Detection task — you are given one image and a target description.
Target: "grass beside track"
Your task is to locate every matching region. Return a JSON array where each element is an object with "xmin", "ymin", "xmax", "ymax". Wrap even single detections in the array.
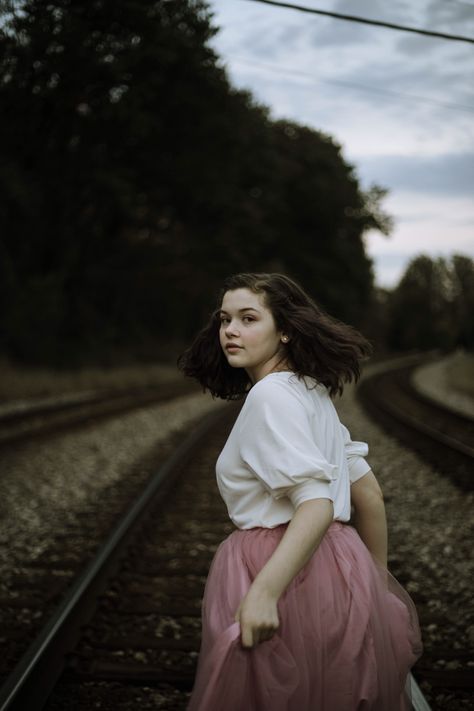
[
  {"xmin": 445, "ymin": 350, "xmax": 474, "ymax": 398},
  {"xmin": 0, "ymin": 360, "xmax": 181, "ymax": 402}
]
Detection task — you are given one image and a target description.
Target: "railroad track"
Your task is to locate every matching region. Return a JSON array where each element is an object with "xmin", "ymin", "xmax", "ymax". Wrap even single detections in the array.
[
  {"xmin": 0, "ymin": 385, "xmax": 435, "ymax": 711},
  {"xmin": 0, "ymin": 403, "xmax": 235, "ymax": 710},
  {"xmin": 358, "ymin": 357, "xmax": 474, "ymax": 492},
  {"xmin": 0, "ymin": 380, "xmax": 199, "ymax": 448},
  {"xmin": 358, "ymin": 355, "xmax": 474, "ymax": 708}
]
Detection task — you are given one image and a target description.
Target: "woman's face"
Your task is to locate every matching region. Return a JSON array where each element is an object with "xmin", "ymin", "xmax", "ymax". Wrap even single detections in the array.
[{"xmin": 219, "ymin": 288, "xmax": 289, "ymax": 384}]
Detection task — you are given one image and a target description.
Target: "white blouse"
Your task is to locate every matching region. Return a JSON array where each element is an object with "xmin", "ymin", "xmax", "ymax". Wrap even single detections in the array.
[{"xmin": 215, "ymin": 371, "xmax": 371, "ymax": 529}]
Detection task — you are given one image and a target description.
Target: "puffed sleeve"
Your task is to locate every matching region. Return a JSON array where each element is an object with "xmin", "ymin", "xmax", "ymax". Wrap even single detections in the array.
[
  {"xmin": 239, "ymin": 380, "xmax": 337, "ymax": 508},
  {"xmin": 339, "ymin": 422, "xmax": 371, "ymax": 484}
]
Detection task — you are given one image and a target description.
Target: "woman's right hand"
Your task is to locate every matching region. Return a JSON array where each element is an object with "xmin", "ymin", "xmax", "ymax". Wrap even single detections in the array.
[{"xmin": 234, "ymin": 583, "xmax": 280, "ymax": 648}]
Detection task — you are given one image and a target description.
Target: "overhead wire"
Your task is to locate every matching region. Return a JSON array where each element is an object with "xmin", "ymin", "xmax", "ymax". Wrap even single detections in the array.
[
  {"xmin": 224, "ymin": 55, "xmax": 474, "ymax": 114},
  {"xmin": 240, "ymin": 0, "xmax": 474, "ymax": 45}
]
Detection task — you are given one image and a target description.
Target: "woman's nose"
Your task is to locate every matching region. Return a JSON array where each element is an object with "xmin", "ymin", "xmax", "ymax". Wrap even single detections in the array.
[{"xmin": 225, "ymin": 321, "xmax": 240, "ymax": 336}]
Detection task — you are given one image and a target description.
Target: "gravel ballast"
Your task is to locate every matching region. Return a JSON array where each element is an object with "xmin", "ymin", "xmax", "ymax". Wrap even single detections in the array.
[
  {"xmin": 1, "ymin": 374, "xmax": 472, "ymax": 710},
  {"xmin": 0, "ymin": 391, "xmax": 226, "ymax": 577},
  {"xmin": 336, "ymin": 382, "xmax": 473, "ymax": 710}
]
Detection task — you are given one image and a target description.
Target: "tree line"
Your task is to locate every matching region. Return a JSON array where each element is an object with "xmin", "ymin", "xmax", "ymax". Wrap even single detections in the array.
[
  {"xmin": 0, "ymin": 0, "xmax": 471, "ymax": 365},
  {"xmin": 384, "ymin": 254, "xmax": 474, "ymax": 352}
]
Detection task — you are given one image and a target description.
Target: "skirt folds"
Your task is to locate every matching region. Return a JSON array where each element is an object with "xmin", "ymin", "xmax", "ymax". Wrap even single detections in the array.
[{"xmin": 188, "ymin": 521, "xmax": 423, "ymax": 711}]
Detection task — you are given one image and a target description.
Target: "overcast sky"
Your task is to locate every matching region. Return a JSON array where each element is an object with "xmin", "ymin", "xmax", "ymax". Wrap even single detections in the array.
[{"xmin": 204, "ymin": 0, "xmax": 474, "ymax": 288}]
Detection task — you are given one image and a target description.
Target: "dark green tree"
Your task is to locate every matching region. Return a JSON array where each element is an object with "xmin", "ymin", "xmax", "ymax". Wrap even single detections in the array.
[
  {"xmin": 386, "ymin": 254, "xmax": 473, "ymax": 351},
  {"xmin": 260, "ymin": 121, "xmax": 391, "ymax": 326},
  {"xmin": 0, "ymin": 0, "xmax": 392, "ymax": 364},
  {"xmin": 450, "ymin": 254, "xmax": 474, "ymax": 349},
  {"xmin": 0, "ymin": 0, "xmax": 226, "ymax": 359}
]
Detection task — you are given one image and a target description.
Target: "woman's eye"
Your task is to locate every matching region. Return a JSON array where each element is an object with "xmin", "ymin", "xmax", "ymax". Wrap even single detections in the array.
[{"xmin": 219, "ymin": 316, "xmax": 254, "ymax": 325}]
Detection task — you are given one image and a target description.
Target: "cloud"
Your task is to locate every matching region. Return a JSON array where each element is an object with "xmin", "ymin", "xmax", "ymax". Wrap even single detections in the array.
[
  {"xmin": 366, "ymin": 202, "xmax": 474, "ymax": 287},
  {"xmin": 338, "ymin": 59, "xmax": 471, "ymax": 100},
  {"xmin": 278, "ymin": 23, "xmax": 310, "ymax": 51},
  {"xmin": 207, "ymin": 0, "xmax": 474, "ymax": 288},
  {"xmin": 211, "ymin": 0, "xmax": 474, "ymax": 113},
  {"xmin": 307, "ymin": 15, "xmax": 375, "ymax": 48},
  {"xmin": 354, "ymin": 153, "xmax": 474, "ymax": 196},
  {"xmin": 306, "ymin": 0, "xmax": 425, "ymax": 49},
  {"xmin": 369, "ymin": 251, "xmax": 415, "ymax": 287},
  {"xmin": 223, "ymin": 56, "xmax": 473, "ymax": 159},
  {"xmin": 396, "ymin": 0, "xmax": 474, "ymax": 53},
  {"xmin": 240, "ymin": 20, "xmax": 292, "ymax": 60},
  {"xmin": 425, "ymin": 0, "xmax": 474, "ymax": 28},
  {"xmin": 365, "ymin": 191, "xmax": 474, "ymax": 259}
]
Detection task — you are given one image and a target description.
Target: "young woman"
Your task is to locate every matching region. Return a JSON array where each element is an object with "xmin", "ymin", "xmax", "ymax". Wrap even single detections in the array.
[{"xmin": 177, "ymin": 272, "xmax": 422, "ymax": 710}]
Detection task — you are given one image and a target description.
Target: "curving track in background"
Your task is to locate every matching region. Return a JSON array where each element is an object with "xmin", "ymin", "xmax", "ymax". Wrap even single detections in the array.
[
  {"xmin": 357, "ymin": 353, "xmax": 474, "ymax": 492},
  {"xmin": 358, "ymin": 353, "xmax": 474, "ymax": 708},
  {"xmin": 3, "ymin": 353, "xmax": 469, "ymax": 709},
  {"xmin": 0, "ymin": 380, "xmax": 199, "ymax": 449}
]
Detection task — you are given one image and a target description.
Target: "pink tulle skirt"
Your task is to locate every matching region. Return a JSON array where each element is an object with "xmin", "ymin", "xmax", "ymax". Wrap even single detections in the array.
[{"xmin": 188, "ymin": 521, "xmax": 422, "ymax": 711}]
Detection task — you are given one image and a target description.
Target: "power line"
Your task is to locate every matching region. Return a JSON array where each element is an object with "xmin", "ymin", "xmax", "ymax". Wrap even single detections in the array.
[
  {"xmin": 225, "ymin": 55, "xmax": 474, "ymax": 114},
  {"xmin": 240, "ymin": 0, "xmax": 474, "ymax": 45}
]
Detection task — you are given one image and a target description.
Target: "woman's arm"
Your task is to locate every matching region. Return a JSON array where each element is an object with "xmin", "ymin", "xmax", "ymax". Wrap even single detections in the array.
[
  {"xmin": 350, "ymin": 470, "xmax": 388, "ymax": 568},
  {"xmin": 235, "ymin": 498, "xmax": 334, "ymax": 648}
]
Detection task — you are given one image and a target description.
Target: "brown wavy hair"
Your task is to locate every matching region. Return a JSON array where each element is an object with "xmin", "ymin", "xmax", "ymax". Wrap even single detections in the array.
[{"xmin": 177, "ymin": 272, "xmax": 372, "ymax": 400}]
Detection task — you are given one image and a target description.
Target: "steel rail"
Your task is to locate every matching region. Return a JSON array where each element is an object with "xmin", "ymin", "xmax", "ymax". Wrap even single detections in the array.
[
  {"xmin": 0, "ymin": 404, "xmax": 229, "ymax": 711},
  {"xmin": 0, "ymin": 353, "xmax": 438, "ymax": 710},
  {"xmin": 0, "ymin": 382, "xmax": 194, "ymax": 425},
  {"xmin": 410, "ymin": 673, "xmax": 433, "ymax": 711},
  {"xmin": 359, "ymin": 352, "xmax": 462, "ymax": 711},
  {"xmin": 0, "ymin": 381, "xmax": 198, "ymax": 448},
  {"xmin": 376, "ymin": 384, "xmax": 474, "ymax": 459},
  {"xmin": 359, "ymin": 352, "xmax": 474, "ymax": 461}
]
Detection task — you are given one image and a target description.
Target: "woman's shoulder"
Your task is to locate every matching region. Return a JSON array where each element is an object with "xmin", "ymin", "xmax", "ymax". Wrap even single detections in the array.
[
  {"xmin": 246, "ymin": 371, "xmax": 327, "ymax": 407},
  {"xmin": 247, "ymin": 371, "xmax": 297, "ymax": 396}
]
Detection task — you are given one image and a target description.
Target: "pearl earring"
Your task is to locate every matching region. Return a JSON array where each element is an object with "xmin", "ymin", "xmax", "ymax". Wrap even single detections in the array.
[{"xmin": 282, "ymin": 336, "xmax": 289, "ymax": 343}]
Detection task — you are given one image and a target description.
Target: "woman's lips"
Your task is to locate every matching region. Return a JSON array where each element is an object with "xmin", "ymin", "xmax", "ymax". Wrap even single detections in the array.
[{"xmin": 226, "ymin": 344, "xmax": 242, "ymax": 351}]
